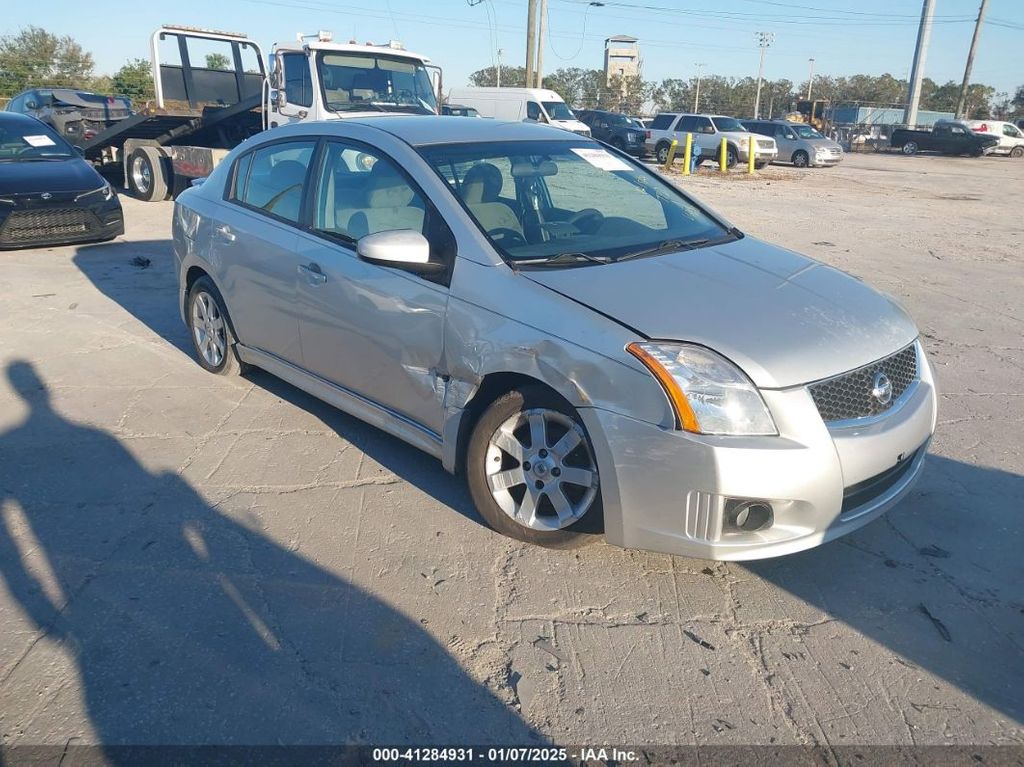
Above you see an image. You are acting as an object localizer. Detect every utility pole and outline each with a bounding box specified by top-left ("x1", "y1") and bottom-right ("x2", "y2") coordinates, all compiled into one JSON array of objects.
[
  {"x1": 496, "y1": 48, "x2": 503, "y2": 87},
  {"x1": 535, "y1": 0, "x2": 547, "y2": 87},
  {"x1": 693, "y1": 62, "x2": 705, "y2": 112},
  {"x1": 525, "y1": 0, "x2": 537, "y2": 89},
  {"x1": 956, "y1": 0, "x2": 988, "y2": 118},
  {"x1": 807, "y1": 57, "x2": 815, "y2": 101},
  {"x1": 903, "y1": 0, "x2": 935, "y2": 127},
  {"x1": 753, "y1": 32, "x2": 774, "y2": 120}
]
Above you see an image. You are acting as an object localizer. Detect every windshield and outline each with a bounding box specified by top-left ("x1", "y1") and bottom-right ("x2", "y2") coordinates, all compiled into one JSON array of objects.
[
  {"x1": 419, "y1": 140, "x2": 730, "y2": 264},
  {"x1": 318, "y1": 52, "x2": 437, "y2": 114},
  {"x1": 792, "y1": 124, "x2": 823, "y2": 139},
  {"x1": 0, "y1": 120, "x2": 76, "y2": 162},
  {"x1": 711, "y1": 116, "x2": 748, "y2": 133},
  {"x1": 542, "y1": 101, "x2": 576, "y2": 121}
]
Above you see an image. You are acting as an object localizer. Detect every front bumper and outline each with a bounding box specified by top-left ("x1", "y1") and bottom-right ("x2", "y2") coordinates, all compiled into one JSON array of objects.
[
  {"x1": 811, "y1": 152, "x2": 844, "y2": 167},
  {"x1": 584, "y1": 345, "x2": 937, "y2": 560},
  {"x1": 0, "y1": 195, "x2": 124, "y2": 250}
]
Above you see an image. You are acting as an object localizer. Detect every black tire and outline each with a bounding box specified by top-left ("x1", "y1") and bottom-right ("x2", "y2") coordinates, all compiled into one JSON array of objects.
[
  {"x1": 725, "y1": 145, "x2": 739, "y2": 168},
  {"x1": 754, "y1": 160, "x2": 769, "y2": 169},
  {"x1": 901, "y1": 141, "x2": 918, "y2": 155},
  {"x1": 1009, "y1": 146, "x2": 1023, "y2": 158},
  {"x1": 186, "y1": 276, "x2": 245, "y2": 376},
  {"x1": 466, "y1": 385, "x2": 603, "y2": 548},
  {"x1": 655, "y1": 141, "x2": 672, "y2": 164},
  {"x1": 127, "y1": 146, "x2": 169, "y2": 202},
  {"x1": 792, "y1": 150, "x2": 809, "y2": 168}
]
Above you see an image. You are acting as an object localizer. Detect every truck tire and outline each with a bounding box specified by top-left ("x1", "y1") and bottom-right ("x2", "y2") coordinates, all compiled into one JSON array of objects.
[
  {"x1": 726, "y1": 145, "x2": 738, "y2": 168},
  {"x1": 1010, "y1": 146, "x2": 1024, "y2": 158},
  {"x1": 901, "y1": 141, "x2": 918, "y2": 155},
  {"x1": 127, "y1": 146, "x2": 169, "y2": 202},
  {"x1": 656, "y1": 141, "x2": 672, "y2": 164}
]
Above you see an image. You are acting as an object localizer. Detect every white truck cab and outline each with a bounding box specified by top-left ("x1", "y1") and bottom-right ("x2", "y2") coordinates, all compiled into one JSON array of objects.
[
  {"x1": 447, "y1": 87, "x2": 591, "y2": 136},
  {"x1": 267, "y1": 31, "x2": 442, "y2": 128}
]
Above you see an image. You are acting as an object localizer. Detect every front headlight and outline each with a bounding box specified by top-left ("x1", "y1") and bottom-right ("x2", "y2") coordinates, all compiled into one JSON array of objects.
[
  {"x1": 627, "y1": 342, "x2": 777, "y2": 435},
  {"x1": 75, "y1": 182, "x2": 114, "y2": 202}
]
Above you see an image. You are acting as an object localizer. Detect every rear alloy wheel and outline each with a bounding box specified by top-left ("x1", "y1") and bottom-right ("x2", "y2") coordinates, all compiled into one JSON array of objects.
[
  {"x1": 1010, "y1": 146, "x2": 1024, "y2": 158},
  {"x1": 467, "y1": 386, "x2": 602, "y2": 548},
  {"x1": 127, "y1": 146, "x2": 169, "y2": 201},
  {"x1": 792, "y1": 150, "x2": 809, "y2": 168},
  {"x1": 902, "y1": 141, "x2": 919, "y2": 155},
  {"x1": 186, "y1": 277, "x2": 243, "y2": 376},
  {"x1": 655, "y1": 142, "x2": 671, "y2": 164},
  {"x1": 726, "y1": 146, "x2": 739, "y2": 168}
]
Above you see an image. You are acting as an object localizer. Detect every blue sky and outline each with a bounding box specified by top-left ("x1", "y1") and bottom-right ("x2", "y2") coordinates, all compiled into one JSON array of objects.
[{"x1": 6, "y1": 0, "x2": 1022, "y2": 97}]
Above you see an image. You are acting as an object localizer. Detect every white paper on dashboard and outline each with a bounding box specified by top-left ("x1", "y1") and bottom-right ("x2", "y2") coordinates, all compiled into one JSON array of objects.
[
  {"x1": 23, "y1": 135, "x2": 57, "y2": 147},
  {"x1": 570, "y1": 147, "x2": 633, "y2": 172}
]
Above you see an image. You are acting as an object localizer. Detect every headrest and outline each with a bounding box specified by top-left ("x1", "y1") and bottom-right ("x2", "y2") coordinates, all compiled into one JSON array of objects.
[
  {"x1": 366, "y1": 162, "x2": 415, "y2": 208},
  {"x1": 269, "y1": 160, "x2": 307, "y2": 188},
  {"x1": 461, "y1": 162, "x2": 503, "y2": 203}
]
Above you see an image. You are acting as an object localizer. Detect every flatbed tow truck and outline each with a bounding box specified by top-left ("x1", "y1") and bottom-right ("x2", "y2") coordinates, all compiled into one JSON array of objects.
[{"x1": 78, "y1": 25, "x2": 442, "y2": 201}]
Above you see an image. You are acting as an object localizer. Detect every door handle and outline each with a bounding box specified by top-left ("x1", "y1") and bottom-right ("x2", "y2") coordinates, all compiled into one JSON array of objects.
[
  {"x1": 213, "y1": 225, "x2": 236, "y2": 243},
  {"x1": 297, "y1": 262, "x2": 327, "y2": 286}
]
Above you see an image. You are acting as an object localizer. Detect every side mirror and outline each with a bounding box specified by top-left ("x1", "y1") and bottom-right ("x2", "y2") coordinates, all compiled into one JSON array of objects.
[
  {"x1": 356, "y1": 230, "x2": 444, "y2": 275},
  {"x1": 274, "y1": 88, "x2": 287, "y2": 109}
]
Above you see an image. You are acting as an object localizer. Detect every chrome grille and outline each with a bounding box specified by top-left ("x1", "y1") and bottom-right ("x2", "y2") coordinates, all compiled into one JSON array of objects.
[
  {"x1": 757, "y1": 139, "x2": 775, "y2": 149},
  {"x1": 0, "y1": 209, "x2": 99, "y2": 244},
  {"x1": 808, "y1": 344, "x2": 918, "y2": 423}
]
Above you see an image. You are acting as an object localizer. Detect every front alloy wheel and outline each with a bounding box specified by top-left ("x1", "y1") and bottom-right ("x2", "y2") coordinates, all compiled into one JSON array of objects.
[{"x1": 467, "y1": 386, "x2": 602, "y2": 547}]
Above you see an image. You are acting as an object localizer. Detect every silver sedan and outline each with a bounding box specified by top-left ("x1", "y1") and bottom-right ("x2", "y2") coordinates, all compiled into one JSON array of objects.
[{"x1": 172, "y1": 117, "x2": 936, "y2": 560}]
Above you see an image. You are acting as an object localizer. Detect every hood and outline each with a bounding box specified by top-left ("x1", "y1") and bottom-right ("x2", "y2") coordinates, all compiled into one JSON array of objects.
[
  {"x1": 0, "y1": 157, "x2": 104, "y2": 195},
  {"x1": 551, "y1": 119, "x2": 590, "y2": 133},
  {"x1": 523, "y1": 236, "x2": 918, "y2": 389}
]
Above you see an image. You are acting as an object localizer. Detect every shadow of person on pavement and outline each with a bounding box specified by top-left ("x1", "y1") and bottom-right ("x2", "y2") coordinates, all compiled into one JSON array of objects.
[{"x1": 0, "y1": 360, "x2": 536, "y2": 750}]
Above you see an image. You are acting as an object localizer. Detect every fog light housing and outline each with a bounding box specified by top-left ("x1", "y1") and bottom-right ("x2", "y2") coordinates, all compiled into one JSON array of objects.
[{"x1": 725, "y1": 500, "x2": 774, "y2": 533}]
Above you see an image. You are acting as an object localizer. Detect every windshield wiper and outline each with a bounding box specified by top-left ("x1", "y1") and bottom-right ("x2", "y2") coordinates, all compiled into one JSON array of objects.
[
  {"x1": 513, "y1": 251, "x2": 613, "y2": 267},
  {"x1": 615, "y1": 232, "x2": 739, "y2": 263}
]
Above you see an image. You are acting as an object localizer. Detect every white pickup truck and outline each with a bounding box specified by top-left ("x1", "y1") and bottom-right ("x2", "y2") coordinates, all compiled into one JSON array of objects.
[{"x1": 645, "y1": 112, "x2": 777, "y2": 168}]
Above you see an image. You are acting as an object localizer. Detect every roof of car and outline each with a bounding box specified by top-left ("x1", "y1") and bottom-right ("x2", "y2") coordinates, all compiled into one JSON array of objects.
[
  {"x1": 0, "y1": 111, "x2": 44, "y2": 126},
  {"x1": 268, "y1": 115, "x2": 589, "y2": 147}
]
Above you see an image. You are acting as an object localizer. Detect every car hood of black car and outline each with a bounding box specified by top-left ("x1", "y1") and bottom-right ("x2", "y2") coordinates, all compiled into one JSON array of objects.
[{"x1": 0, "y1": 157, "x2": 105, "y2": 195}]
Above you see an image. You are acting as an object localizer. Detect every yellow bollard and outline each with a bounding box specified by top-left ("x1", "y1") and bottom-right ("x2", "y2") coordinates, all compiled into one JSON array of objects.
[
  {"x1": 719, "y1": 137, "x2": 728, "y2": 173},
  {"x1": 682, "y1": 133, "x2": 693, "y2": 176},
  {"x1": 662, "y1": 138, "x2": 678, "y2": 171},
  {"x1": 748, "y1": 136, "x2": 756, "y2": 174}
]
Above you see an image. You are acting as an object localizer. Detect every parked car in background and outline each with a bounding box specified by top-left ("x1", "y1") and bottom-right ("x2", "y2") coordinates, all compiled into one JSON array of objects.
[
  {"x1": 743, "y1": 119, "x2": 843, "y2": 167},
  {"x1": 4, "y1": 88, "x2": 132, "y2": 145},
  {"x1": 630, "y1": 116, "x2": 648, "y2": 129},
  {"x1": 575, "y1": 109, "x2": 647, "y2": 156},
  {"x1": 0, "y1": 112, "x2": 123, "y2": 249},
  {"x1": 442, "y1": 104, "x2": 481, "y2": 118},
  {"x1": 448, "y1": 87, "x2": 591, "y2": 136},
  {"x1": 645, "y1": 112, "x2": 777, "y2": 168},
  {"x1": 172, "y1": 116, "x2": 935, "y2": 560},
  {"x1": 892, "y1": 120, "x2": 999, "y2": 156},
  {"x1": 964, "y1": 120, "x2": 1024, "y2": 157}
]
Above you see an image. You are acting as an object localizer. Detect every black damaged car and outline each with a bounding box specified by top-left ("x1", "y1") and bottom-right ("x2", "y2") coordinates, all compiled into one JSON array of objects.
[{"x1": 0, "y1": 112, "x2": 123, "y2": 249}]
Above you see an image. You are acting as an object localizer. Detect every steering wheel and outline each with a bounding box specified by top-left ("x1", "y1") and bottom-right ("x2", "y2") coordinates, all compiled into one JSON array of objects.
[
  {"x1": 488, "y1": 228, "x2": 528, "y2": 247},
  {"x1": 567, "y1": 208, "x2": 605, "y2": 231}
]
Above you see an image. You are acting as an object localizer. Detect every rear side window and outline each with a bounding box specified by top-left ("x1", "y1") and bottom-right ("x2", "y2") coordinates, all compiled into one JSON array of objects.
[
  {"x1": 677, "y1": 116, "x2": 697, "y2": 133},
  {"x1": 649, "y1": 113, "x2": 675, "y2": 130},
  {"x1": 232, "y1": 140, "x2": 316, "y2": 223}
]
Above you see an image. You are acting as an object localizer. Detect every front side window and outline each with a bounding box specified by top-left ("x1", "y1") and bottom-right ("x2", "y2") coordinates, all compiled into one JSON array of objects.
[
  {"x1": 282, "y1": 53, "x2": 313, "y2": 108},
  {"x1": 232, "y1": 140, "x2": 315, "y2": 223},
  {"x1": 313, "y1": 142, "x2": 427, "y2": 241},
  {"x1": 420, "y1": 140, "x2": 731, "y2": 265},
  {"x1": 526, "y1": 101, "x2": 542, "y2": 121},
  {"x1": 1003, "y1": 124, "x2": 1021, "y2": 138},
  {"x1": 694, "y1": 117, "x2": 714, "y2": 134},
  {"x1": 711, "y1": 116, "x2": 746, "y2": 133}
]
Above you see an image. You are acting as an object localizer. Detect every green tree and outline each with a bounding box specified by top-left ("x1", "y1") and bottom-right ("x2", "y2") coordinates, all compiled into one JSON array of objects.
[
  {"x1": 111, "y1": 58, "x2": 154, "y2": 101},
  {"x1": 0, "y1": 26, "x2": 94, "y2": 97},
  {"x1": 205, "y1": 53, "x2": 231, "y2": 71},
  {"x1": 467, "y1": 65, "x2": 526, "y2": 88},
  {"x1": 541, "y1": 67, "x2": 603, "y2": 107}
]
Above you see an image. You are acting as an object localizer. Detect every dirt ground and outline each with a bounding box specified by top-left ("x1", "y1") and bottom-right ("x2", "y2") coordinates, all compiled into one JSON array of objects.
[{"x1": 0, "y1": 151, "x2": 1021, "y2": 750}]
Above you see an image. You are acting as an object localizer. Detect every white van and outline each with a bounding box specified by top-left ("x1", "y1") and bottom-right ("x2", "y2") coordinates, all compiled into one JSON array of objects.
[
  {"x1": 964, "y1": 120, "x2": 1024, "y2": 158},
  {"x1": 447, "y1": 87, "x2": 591, "y2": 136}
]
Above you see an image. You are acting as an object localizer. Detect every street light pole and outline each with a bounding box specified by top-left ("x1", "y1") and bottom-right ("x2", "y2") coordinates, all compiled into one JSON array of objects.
[
  {"x1": 693, "y1": 62, "x2": 705, "y2": 113},
  {"x1": 753, "y1": 32, "x2": 774, "y2": 120},
  {"x1": 535, "y1": 0, "x2": 547, "y2": 87},
  {"x1": 496, "y1": 48, "x2": 503, "y2": 87},
  {"x1": 903, "y1": 0, "x2": 935, "y2": 127},
  {"x1": 525, "y1": 0, "x2": 537, "y2": 90},
  {"x1": 807, "y1": 57, "x2": 815, "y2": 101},
  {"x1": 956, "y1": 0, "x2": 989, "y2": 118}
]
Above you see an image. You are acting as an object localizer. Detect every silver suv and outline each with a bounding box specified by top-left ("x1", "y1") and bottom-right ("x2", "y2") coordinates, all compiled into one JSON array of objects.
[
  {"x1": 645, "y1": 113, "x2": 778, "y2": 168},
  {"x1": 744, "y1": 119, "x2": 843, "y2": 167}
]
